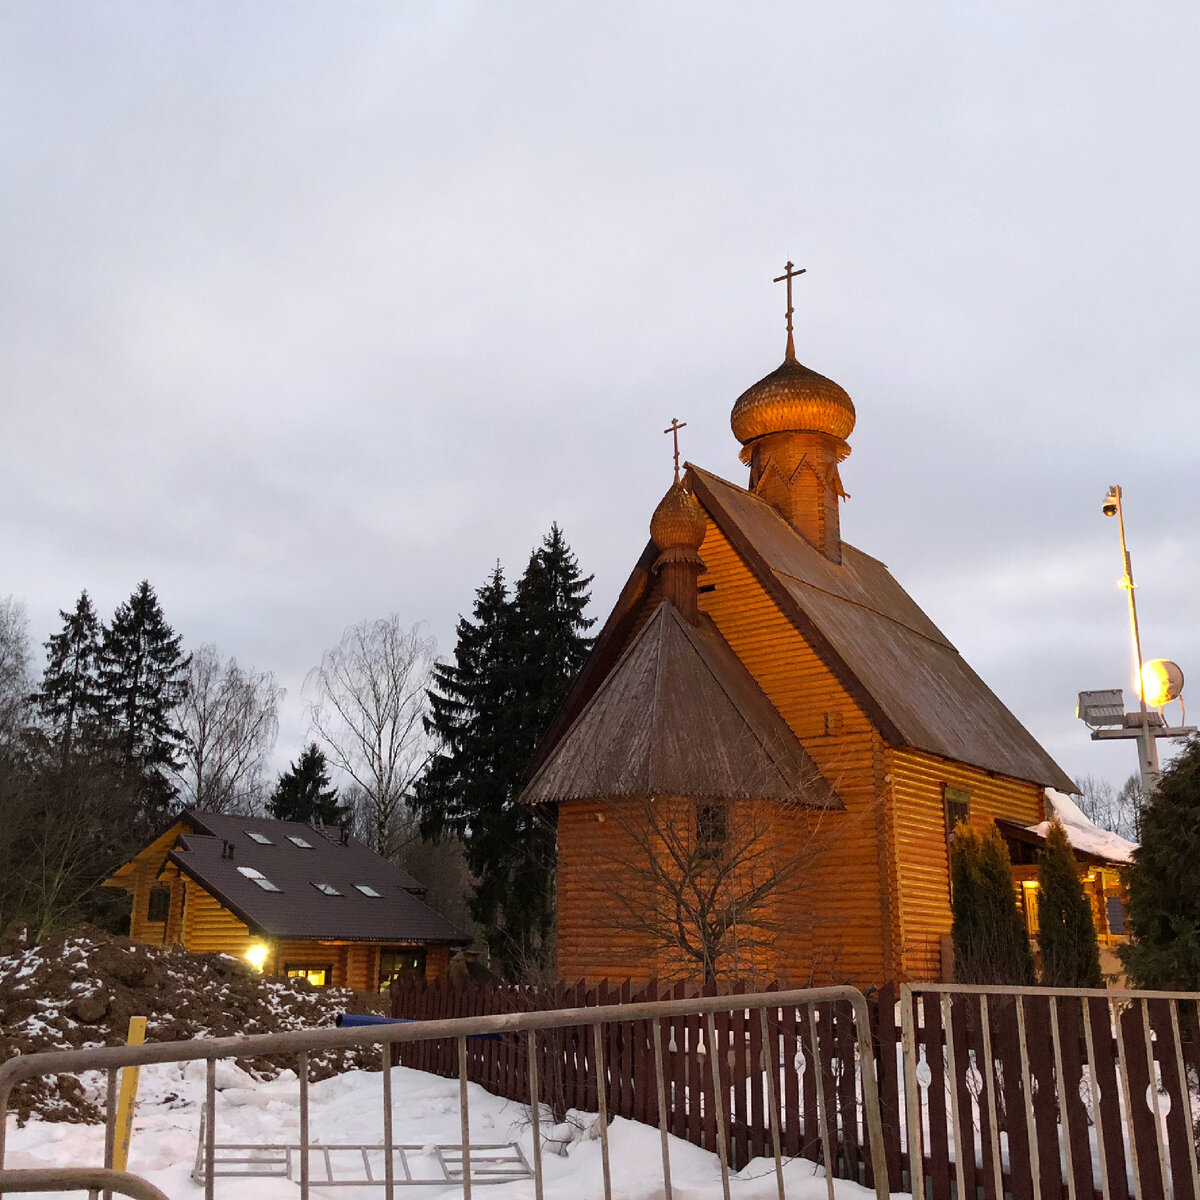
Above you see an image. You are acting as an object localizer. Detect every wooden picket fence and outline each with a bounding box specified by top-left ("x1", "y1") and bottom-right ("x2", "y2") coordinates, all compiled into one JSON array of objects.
[{"x1": 392, "y1": 977, "x2": 1200, "y2": 1198}]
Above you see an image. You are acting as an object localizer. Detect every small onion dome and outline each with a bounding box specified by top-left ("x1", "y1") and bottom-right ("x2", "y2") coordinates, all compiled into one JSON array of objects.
[
  {"x1": 650, "y1": 480, "x2": 707, "y2": 558},
  {"x1": 730, "y1": 354, "x2": 856, "y2": 447}
]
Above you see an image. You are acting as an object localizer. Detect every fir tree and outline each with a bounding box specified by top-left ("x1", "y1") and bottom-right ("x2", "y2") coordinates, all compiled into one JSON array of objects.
[
  {"x1": 268, "y1": 743, "x2": 346, "y2": 825},
  {"x1": 414, "y1": 528, "x2": 594, "y2": 977},
  {"x1": 1037, "y1": 815, "x2": 1103, "y2": 987},
  {"x1": 35, "y1": 591, "x2": 104, "y2": 759},
  {"x1": 1120, "y1": 739, "x2": 1200, "y2": 990},
  {"x1": 951, "y1": 823, "x2": 1035, "y2": 985},
  {"x1": 98, "y1": 581, "x2": 190, "y2": 826}
]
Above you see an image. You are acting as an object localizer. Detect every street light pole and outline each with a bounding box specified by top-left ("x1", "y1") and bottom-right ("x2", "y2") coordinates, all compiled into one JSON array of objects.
[{"x1": 1105, "y1": 484, "x2": 1160, "y2": 792}]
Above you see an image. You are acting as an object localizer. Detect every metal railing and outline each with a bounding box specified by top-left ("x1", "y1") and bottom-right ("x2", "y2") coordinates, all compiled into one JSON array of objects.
[
  {"x1": 0, "y1": 985, "x2": 890, "y2": 1200},
  {"x1": 901, "y1": 981, "x2": 1200, "y2": 1200}
]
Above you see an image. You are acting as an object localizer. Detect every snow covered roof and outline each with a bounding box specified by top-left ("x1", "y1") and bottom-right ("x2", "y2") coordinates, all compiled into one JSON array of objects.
[{"x1": 1027, "y1": 789, "x2": 1138, "y2": 865}]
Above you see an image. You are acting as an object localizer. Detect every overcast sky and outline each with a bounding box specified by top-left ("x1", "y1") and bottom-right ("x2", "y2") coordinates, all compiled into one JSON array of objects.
[{"x1": 2, "y1": 3, "x2": 1197, "y2": 794}]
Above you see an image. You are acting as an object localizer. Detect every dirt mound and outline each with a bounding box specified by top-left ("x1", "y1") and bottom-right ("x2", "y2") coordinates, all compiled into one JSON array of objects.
[{"x1": 0, "y1": 925, "x2": 387, "y2": 1126}]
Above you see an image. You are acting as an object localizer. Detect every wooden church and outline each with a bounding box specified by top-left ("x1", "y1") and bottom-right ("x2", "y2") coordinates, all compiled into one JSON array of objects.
[{"x1": 521, "y1": 266, "x2": 1076, "y2": 987}]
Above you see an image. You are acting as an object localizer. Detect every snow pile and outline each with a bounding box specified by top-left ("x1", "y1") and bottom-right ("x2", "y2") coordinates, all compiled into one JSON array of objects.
[
  {"x1": 1035, "y1": 790, "x2": 1138, "y2": 864},
  {"x1": 4, "y1": 1060, "x2": 891, "y2": 1199},
  {"x1": 0, "y1": 925, "x2": 385, "y2": 1126}
]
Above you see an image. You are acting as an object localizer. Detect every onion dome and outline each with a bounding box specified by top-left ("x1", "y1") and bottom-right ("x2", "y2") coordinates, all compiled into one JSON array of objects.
[
  {"x1": 650, "y1": 479, "x2": 707, "y2": 561},
  {"x1": 730, "y1": 349, "x2": 856, "y2": 447}
]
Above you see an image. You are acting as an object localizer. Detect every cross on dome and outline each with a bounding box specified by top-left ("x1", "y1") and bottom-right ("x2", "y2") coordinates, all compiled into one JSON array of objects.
[
  {"x1": 772, "y1": 260, "x2": 806, "y2": 360},
  {"x1": 663, "y1": 417, "x2": 687, "y2": 482}
]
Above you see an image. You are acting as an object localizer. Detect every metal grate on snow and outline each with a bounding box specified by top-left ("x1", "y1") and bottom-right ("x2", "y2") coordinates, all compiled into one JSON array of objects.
[{"x1": 191, "y1": 1104, "x2": 532, "y2": 1189}]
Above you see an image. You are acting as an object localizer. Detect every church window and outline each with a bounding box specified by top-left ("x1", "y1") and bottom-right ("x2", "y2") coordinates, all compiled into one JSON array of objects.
[
  {"x1": 943, "y1": 786, "x2": 971, "y2": 843},
  {"x1": 697, "y1": 803, "x2": 728, "y2": 859}
]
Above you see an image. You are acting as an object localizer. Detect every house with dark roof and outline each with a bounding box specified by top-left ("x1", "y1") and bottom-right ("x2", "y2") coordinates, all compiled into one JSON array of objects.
[
  {"x1": 104, "y1": 811, "x2": 470, "y2": 989},
  {"x1": 522, "y1": 274, "x2": 1082, "y2": 987}
]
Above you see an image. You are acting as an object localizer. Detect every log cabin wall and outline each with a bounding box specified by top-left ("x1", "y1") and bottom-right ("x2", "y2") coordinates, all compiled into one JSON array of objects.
[
  {"x1": 694, "y1": 521, "x2": 893, "y2": 985},
  {"x1": 886, "y1": 748, "x2": 1044, "y2": 980},
  {"x1": 182, "y1": 881, "x2": 256, "y2": 956},
  {"x1": 557, "y1": 798, "x2": 665, "y2": 982}
]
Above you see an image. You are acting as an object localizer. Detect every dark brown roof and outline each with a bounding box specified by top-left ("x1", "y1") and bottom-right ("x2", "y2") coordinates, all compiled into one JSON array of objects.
[
  {"x1": 687, "y1": 467, "x2": 1075, "y2": 792},
  {"x1": 164, "y1": 811, "x2": 470, "y2": 945},
  {"x1": 521, "y1": 601, "x2": 841, "y2": 806},
  {"x1": 528, "y1": 467, "x2": 1075, "y2": 795}
]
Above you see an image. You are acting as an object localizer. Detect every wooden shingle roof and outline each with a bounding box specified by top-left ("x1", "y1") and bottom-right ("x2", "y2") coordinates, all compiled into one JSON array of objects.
[
  {"x1": 521, "y1": 600, "x2": 841, "y2": 806},
  {"x1": 527, "y1": 466, "x2": 1075, "y2": 794}
]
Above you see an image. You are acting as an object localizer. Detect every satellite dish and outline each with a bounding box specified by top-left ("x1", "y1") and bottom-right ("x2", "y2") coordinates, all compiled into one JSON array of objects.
[{"x1": 1141, "y1": 659, "x2": 1184, "y2": 708}]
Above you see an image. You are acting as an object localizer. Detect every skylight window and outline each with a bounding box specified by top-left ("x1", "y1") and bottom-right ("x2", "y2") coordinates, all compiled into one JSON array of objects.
[
  {"x1": 236, "y1": 866, "x2": 281, "y2": 892},
  {"x1": 287, "y1": 836, "x2": 314, "y2": 849},
  {"x1": 246, "y1": 832, "x2": 273, "y2": 845},
  {"x1": 354, "y1": 884, "x2": 383, "y2": 898},
  {"x1": 312, "y1": 882, "x2": 342, "y2": 897}
]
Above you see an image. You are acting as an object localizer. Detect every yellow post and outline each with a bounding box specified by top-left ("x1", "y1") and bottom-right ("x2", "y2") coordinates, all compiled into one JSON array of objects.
[{"x1": 111, "y1": 1016, "x2": 148, "y2": 1173}]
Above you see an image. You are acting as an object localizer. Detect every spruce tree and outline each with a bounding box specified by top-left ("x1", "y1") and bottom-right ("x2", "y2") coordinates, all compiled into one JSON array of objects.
[
  {"x1": 36, "y1": 591, "x2": 105, "y2": 759},
  {"x1": 97, "y1": 581, "x2": 190, "y2": 826},
  {"x1": 414, "y1": 528, "x2": 594, "y2": 977},
  {"x1": 1037, "y1": 815, "x2": 1103, "y2": 988},
  {"x1": 1120, "y1": 739, "x2": 1200, "y2": 990},
  {"x1": 951, "y1": 823, "x2": 1035, "y2": 985},
  {"x1": 268, "y1": 744, "x2": 346, "y2": 825}
]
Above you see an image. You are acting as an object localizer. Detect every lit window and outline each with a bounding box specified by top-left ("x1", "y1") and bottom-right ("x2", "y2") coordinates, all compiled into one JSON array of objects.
[
  {"x1": 285, "y1": 964, "x2": 330, "y2": 987},
  {"x1": 236, "y1": 866, "x2": 281, "y2": 892},
  {"x1": 246, "y1": 832, "x2": 273, "y2": 845},
  {"x1": 312, "y1": 882, "x2": 342, "y2": 897},
  {"x1": 287, "y1": 836, "x2": 314, "y2": 849},
  {"x1": 354, "y1": 884, "x2": 383, "y2": 898}
]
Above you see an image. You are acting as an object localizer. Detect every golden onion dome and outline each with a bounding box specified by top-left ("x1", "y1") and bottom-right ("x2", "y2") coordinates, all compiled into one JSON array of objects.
[
  {"x1": 730, "y1": 351, "x2": 856, "y2": 446},
  {"x1": 650, "y1": 480, "x2": 707, "y2": 552}
]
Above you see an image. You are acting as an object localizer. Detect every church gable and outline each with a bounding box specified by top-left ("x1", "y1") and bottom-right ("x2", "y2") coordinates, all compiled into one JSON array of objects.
[
  {"x1": 690, "y1": 466, "x2": 1076, "y2": 792},
  {"x1": 521, "y1": 600, "x2": 840, "y2": 806}
]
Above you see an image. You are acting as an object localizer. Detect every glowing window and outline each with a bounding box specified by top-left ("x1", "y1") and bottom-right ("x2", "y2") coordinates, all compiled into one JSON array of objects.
[
  {"x1": 312, "y1": 882, "x2": 342, "y2": 897},
  {"x1": 246, "y1": 832, "x2": 273, "y2": 845},
  {"x1": 354, "y1": 884, "x2": 383, "y2": 898},
  {"x1": 285, "y1": 964, "x2": 331, "y2": 987},
  {"x1": 236, "y1": 866, "x2": 281, "y2": 892},
  {"x1": 287, "y1": 836, "x2": 314, "y2": 849}
]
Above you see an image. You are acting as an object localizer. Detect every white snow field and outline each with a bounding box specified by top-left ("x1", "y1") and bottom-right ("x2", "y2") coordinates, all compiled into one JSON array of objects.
[{"x1": 4, "y1": 1058, "x2": 902, "y2": 1199}]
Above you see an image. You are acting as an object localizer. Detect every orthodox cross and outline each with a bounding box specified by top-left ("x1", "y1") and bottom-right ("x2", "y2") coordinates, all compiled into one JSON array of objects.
[
  {"x1": 664, "y1": 418, "x2": 687, "y2": 482},
  {"x1": 773, "y1": 260, "x2": 806, "y2": 357}
]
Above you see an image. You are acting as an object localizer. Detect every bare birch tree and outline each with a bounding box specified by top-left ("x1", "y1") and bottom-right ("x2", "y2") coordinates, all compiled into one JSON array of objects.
[
  {"x1": 306, "y1": 617, "x2": 436, "y2": 859},
  {"x1": 173, "y1": 644, "x2": 282, "y2": 813},
  {"x1": 0, "y1": 596, "x2": 31, "y2": 751}
]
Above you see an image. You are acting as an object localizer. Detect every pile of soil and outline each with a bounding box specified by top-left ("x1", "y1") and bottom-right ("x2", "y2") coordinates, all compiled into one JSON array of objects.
[{"x1": 0, "y1": 925, "x2": 387, "y2": 1126}]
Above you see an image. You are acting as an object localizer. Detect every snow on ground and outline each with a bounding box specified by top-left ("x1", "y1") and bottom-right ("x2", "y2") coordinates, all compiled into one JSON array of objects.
[{"x1": 5, "y1": 1058, "x2": 902, "y2": 1199}]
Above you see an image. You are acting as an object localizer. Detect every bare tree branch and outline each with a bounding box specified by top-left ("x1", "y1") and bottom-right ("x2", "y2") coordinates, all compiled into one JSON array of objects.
[
  {"x1": 306, "y1": 617, "x2": 436, "y2": 859},
  {"x1": 173, "y1": 644, "x2": 282, "y2": 813}
]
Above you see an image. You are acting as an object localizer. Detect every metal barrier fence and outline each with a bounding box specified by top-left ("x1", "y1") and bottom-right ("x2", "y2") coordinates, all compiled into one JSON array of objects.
[
  {"x1": 0, "y1": 985, "x2": 889, "y2": 1200},
  {"x1": 900, "y1": 982, "x2": 1200, "y2": 1200}
]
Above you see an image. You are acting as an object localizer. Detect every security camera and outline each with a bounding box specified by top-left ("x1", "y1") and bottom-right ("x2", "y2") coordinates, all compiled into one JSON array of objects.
[{"x1": 1102, "y1": 487, "x2": 1119, "y2": 518}]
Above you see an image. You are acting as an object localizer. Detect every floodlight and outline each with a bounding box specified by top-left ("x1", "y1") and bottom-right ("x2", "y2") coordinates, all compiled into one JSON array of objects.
[
  {"x1": 1141, "y1": 659, "x2": 1184, "y2": 708},
  {"x1": 245, "y1": 943, "x2": 268, "y2": 972},
  {"x1": 1077, "y1": 689, "x2": 1126, "y2": 729}
]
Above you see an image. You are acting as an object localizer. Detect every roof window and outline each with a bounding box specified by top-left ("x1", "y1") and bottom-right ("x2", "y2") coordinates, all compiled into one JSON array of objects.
[
  {"x1": 246, "y1": 832, "x2": 274, "y2": 845},
  {"x1": 312, "y1": 882, "x2": 342, "y2": 897},
  {"x1": 287, "y1": 836, "x2": 314, "y2": 849},
  {"x1": 354, "y1": 884, "x2": 383, "y2": 898},
  {"x1": 236, "y1": 866, "x2": 281, "y2": 892}
]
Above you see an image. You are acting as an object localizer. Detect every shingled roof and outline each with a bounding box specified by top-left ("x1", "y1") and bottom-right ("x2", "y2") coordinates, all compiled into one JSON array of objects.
[
  {"x1": 522, "y1": 600, "x2": 841, "y2": 806},
  {"x1": 528, "y1": 466, "x2": 1075, "y2": 794},
  {"x1": 158, "y1": 811, "x2": 470, "y2": 945}
]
